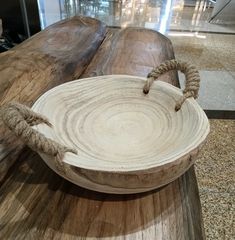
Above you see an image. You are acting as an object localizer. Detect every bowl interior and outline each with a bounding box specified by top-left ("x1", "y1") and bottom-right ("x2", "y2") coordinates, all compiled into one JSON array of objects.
[{"x1": 32, "y1": 75, "x2": 209, "y2": 171}]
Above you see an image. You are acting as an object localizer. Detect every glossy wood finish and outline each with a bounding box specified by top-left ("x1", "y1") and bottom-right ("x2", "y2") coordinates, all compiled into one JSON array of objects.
[
  {"x1": 0, "y1": 151, "x2": 204, "y2": 239},
  {"x1": 0, "y1": 25, "x2": 205, "y2": 239},
  {"x1": 0, "y1": 16, "x2": 106, "y2": 182},
  {"x1": 82, "y1": 28, "x2": 179, "y2": 86}
]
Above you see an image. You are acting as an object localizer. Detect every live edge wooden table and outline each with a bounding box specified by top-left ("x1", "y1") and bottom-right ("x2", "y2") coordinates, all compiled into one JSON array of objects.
[{"x1": 0, "y1": 17, "x2": 205, "y2": 240}]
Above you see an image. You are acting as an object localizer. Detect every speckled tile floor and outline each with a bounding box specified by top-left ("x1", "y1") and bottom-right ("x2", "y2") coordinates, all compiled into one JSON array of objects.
[
  {"x1": 169, "y1": 32, "x2": 235, "y2": 239},
  {"x1": 195, "y1": 119, "x2": 235, "y2": 240},
  {"x1": 169, "y1": 25, "x2": 235, "y2": 240}
]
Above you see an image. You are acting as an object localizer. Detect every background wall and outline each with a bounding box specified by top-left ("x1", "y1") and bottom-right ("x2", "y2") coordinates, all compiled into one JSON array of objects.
[{"x1": 0, "y1": 0, "x2": 40, "y2": 38}]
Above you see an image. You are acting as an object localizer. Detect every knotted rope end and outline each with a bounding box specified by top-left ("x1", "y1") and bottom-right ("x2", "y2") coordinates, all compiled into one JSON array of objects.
[
  {"x1": 175, "y1": 104, "x2": 181, "y2": 112},
  {"x1": 143, "y1": 84, "x2": 150, "y2": 94},
  {"x1": 66, "y1": 147, "x2": 77, "y2": 155},
  {"x1": 43, "y1": 119, "x2": 53, "y2": 128},
  {"x1": 54, "y1": 147, "x2": 77, "y2": 174}
]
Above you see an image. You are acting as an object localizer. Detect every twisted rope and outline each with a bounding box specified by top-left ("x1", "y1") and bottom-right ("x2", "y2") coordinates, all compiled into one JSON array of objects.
[
  {"x1": 0, "y1": 102, "x2": 77, "y2": 173},
  {"x1": 143, "y1": 59, "x2": 200, "y2": 111}
]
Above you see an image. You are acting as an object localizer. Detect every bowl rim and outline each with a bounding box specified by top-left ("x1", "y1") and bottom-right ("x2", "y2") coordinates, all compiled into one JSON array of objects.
[{"x1": 32, "y1": 75, "x2": 210, "y2": 173}]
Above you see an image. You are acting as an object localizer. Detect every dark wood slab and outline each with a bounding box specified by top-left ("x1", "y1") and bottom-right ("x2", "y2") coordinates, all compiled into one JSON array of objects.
[
  {"x1": 0, "y1": 26, "x2": 205, "y2": 239},
  {"x1": 82, "y1": 27, "x2": 178, "y2": 86},
  {"x1": 0, "y1": 16, "x2": 106, "y2": 182}
]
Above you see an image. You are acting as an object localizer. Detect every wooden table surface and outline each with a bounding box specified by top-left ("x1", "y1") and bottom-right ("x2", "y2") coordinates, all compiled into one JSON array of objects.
[{"x1": 0, "y1": 17, "x2": 205, "y2": 240}]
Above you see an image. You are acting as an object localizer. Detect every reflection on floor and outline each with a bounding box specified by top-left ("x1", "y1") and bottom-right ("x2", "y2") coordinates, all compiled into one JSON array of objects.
[
  {"x1": 173, "y1": 33, "x2": 235, "y2": 112},
  {"x1": 40, "y1": 0, "x2": 235, "y2": 34},
  {"x1": 63, "y1": 0, "x2": 210, "y2": 33}
]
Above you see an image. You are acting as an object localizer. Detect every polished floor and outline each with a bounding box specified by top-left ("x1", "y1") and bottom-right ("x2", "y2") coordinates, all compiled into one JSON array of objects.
[
  {"x1": 173, "y1": 33, "x2": 235, "y2": 111},
  {"x1": 40, "y1": 0, "x2": 235, "y2": 34}
]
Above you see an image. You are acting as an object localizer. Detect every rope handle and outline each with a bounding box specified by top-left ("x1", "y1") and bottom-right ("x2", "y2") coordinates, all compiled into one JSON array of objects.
[
  {"x1": 143, "y1": 59, "x2": 200, "y2": 111},
  {"x1": 0, "y1": 102, "x2": 77, "y2": 173},
  {"x1": 1, "y1": 62, "x2": 198, "y2": 171}
]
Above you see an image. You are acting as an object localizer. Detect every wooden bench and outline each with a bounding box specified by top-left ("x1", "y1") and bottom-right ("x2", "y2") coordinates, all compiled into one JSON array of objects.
[{"x1": 0, "y1": 16, "x2": 205, "y2": 239}]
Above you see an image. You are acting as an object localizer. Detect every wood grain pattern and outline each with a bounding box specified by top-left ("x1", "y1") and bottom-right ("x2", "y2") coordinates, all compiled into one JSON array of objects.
[
  {"x1": 82, "y1": 27, "x2": 179, "y2": 86},
  {"x1": 0, "y1": 26, "x2": 205, "y2": 239},
  {"x1": 0, "y1": 151, "x2": 204, "y2": 239},
  {"x1": 0, "y1": 16, "x2": 106, "y2": 182},
  {"x1": 31, "y1": 75, "x2": 209, "y2": 194}
]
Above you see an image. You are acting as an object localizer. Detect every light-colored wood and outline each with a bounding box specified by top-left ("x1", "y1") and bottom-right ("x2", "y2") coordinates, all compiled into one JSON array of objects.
[
  {"x1": 0, "y1": 25, "x2": 206, "y2": 239},
  {"x1": 0, "y1": 16, "x2": 106, "y2": 182},
  {"x1": 32, "y1": 75, "x2": 209, "y2": 194}
]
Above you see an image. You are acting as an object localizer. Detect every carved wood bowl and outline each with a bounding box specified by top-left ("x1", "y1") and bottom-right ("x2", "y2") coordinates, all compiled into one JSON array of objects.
[{"x1": 32, "y1": 75, "x2": 209, "y2": 194}]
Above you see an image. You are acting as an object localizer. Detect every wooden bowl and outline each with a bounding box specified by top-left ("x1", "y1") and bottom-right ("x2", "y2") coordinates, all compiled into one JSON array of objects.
[{"x1": 32, "y1": 75, "x2": 209, "y2": 194}]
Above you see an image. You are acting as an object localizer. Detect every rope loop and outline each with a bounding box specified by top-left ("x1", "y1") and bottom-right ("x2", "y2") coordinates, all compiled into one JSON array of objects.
[
  {"x1": 143, "y1": 59, "x2": 200, "y2": 111},
  {"x1": 0, "y1": 102, "x2": 77, "y2": 173}
]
